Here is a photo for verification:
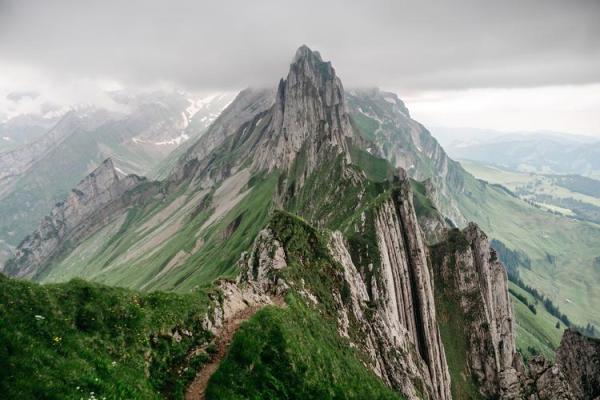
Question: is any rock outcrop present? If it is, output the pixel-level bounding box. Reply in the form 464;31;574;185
525;355;574;400
4;159;145;278
431;223;520;399
253;45;352;174
173;88;275;182
236;180;453;400
521;329;600;400
365;182;451;399
555;329;600;400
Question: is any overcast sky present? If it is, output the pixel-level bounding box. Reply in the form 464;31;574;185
1;0;599;135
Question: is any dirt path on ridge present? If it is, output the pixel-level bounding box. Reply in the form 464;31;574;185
185;297;285;400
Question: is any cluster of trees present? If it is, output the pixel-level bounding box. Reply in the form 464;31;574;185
510;272;599;337
508;287;538;315
509;273;572;325
491;239;531;280
582;323;598;337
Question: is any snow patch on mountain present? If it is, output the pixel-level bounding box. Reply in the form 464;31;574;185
132;133;190;146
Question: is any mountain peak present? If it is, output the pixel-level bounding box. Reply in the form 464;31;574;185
251;46;352;174
292;45;323;64
287;45;336;92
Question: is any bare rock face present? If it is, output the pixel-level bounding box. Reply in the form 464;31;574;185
514;329;600;399
431;223;520;399
253;45;353;177
203;279;275;335
237;181;452;400
238;228;289;296
4;159;145;278
525;355;575;400
366;182;451;400
329;228;440;400
171;46;356;194
173;88;275;182
554;329;600;399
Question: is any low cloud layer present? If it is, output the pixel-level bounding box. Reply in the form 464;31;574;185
1;0;599;92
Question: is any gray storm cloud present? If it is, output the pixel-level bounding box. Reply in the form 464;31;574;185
0;0;599;92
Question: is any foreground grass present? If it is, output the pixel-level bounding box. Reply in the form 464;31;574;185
207;295;404;400
0;275;212;399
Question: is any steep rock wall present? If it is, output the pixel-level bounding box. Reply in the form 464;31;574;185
253;45;352;174
431;223;521;399
238;180;453;400
368;182;451;399
555;329;600;399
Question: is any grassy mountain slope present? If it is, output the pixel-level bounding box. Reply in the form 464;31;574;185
41;171;279;292
0;93;232;267
207;296;403;400
508;281;566;361
459;159;600;223
0;274;213;400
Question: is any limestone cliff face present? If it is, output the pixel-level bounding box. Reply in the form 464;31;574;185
253;45;352;174
4;159;145;278
169;46;357;200
365;182;451;400
237;181;453;400
431;223;520;399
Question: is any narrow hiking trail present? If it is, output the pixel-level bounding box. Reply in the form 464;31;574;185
185;297;285;400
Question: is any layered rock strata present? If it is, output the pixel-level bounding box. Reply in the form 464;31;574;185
431;223;521;399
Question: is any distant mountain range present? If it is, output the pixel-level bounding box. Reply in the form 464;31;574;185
434;127;600;179
0;91;234;265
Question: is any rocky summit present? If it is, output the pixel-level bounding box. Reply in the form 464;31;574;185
1;46;599;400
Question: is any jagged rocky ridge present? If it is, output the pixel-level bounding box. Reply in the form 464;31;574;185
4;159;146;278
346;88;466;226
0;91;234;272
4;46;599;399
431;224;522;398
236;208;451;400
516;329;600;400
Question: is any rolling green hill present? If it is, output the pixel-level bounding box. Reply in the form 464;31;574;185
459;159;600;223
